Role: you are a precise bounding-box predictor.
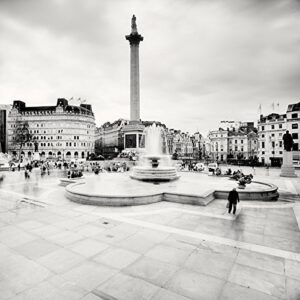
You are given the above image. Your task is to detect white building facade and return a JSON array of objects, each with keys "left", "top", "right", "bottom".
[
  {"left": 257, "top": 102, "right": 300, "bottom": 166},
  {"left": 207, "top": 123, "right": 258, "bottom": 162},
  {"left": 7, "top": 99, "right": 96, "bottom": 161}
]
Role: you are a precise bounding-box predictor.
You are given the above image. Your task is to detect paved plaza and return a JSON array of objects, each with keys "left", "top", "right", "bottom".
[{"left": 0, "top": 168, "right": 300, "bottom": 300}]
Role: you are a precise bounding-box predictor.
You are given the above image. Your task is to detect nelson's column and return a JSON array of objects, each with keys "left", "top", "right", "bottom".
[{"left": 122, "top": 15, "right": 145, "bottom": 150}]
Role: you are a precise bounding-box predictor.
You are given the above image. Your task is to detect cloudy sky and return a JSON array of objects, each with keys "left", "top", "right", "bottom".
[{"left": 1, "top": 0, "right": 300, "bottom": 135}]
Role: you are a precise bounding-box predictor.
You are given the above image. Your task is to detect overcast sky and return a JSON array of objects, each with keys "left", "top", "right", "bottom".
[{"left": 1, "top": 0, "right": 300, "bottom": 135}]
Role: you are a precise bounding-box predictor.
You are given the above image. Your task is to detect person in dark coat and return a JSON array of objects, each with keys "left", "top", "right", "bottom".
[{"left": 228, "top": 188, "right": 239, "bottom": 215}]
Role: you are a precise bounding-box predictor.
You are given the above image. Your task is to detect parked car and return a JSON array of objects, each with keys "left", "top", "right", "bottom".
[
  {"left": 208, "top": 163, "right": 218, "bottom": 172},
  {"left": 194, "top": 163, "right": 205, "bottom": 171}
]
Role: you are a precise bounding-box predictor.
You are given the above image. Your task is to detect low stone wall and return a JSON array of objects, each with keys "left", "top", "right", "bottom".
[
  {"left": 65, "top": 182, "right": 162, "bottom": 206},
  {"left": 214, "top": 181, "right": 279, "bottom": 201},
  {"left": 59, "top": 177, "right": 85, "bottom": 187}
]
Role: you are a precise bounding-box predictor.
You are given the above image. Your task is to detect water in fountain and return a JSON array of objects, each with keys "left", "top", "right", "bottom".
[{"left": 131, "top": 123, "right": 179, "bottom": 181}]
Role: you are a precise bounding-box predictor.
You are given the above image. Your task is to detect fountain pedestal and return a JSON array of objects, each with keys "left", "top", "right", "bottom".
[{"left": 131, "top": 154, "right": 179, "bottom": 181}]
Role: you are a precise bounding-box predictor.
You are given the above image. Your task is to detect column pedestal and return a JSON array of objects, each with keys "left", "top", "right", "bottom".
[
  {"left": 122, "top": 122, "right": 145, "bottom": 152},
  {"left": 280, "top": 151, "right": 297, "bottom": 177}
]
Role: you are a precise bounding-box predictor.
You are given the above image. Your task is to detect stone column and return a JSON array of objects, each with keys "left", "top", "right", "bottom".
[
  {"left": 130, "top": 45, "right": 140, "bottom": 122},
  {"left": 126, "top": 15, "right": 143, "bottom": 123}
]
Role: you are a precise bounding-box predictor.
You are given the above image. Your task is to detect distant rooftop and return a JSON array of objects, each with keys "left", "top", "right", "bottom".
[
  {"left": 287, "top": 102, "right": 300, "bottom": 112},
  {"left": 11, "top": 98, "right": 94, "bottom": 116}
]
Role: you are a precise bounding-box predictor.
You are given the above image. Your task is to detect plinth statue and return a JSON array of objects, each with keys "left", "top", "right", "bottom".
[
  {"left": 34, "top": 140, "right": 39, "bottom": 152},
  {"left": 280, "top": 130, "right": 297, "bottom": 177},
  {"left": 283, "top": 130, "right": 293, "bottom": 151}
]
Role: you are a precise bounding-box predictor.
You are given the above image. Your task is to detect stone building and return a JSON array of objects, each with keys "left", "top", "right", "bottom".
[
  {"left": 258, "top": 102, "right": 300, "bottom": 166},
  {"left": 7, "top": 99, "right": 95, "bottom": 161},
  {"left": 207, "top": 129, "right": 229, "bottom": 162},
  {"left": 95, "top": 119, "right": 129, "bottom": 158},
  {"left": 0, "top": 104, "right": 11, "bottom": 153},
  {"left": 192, "top": 132, "right": 206, "bottom": 160},
  {"left": 207, "top": 122, "right": 258, "bottom": 162},
  {"left": 286, "top": 102, "right": 300, "bottom": 156},
  {"left": 170, "top": 131, "right": 194, "bottom": 159}
]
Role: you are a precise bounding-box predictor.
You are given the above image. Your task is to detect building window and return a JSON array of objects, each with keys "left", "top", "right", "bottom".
[
  {"left": 293, "top": 143, "right": 299, "bottom": 151},
  {"left": 271, "top": 133, "right": 275, "bottom": 137},
  {"left": 271, "top": 125, "right": 275, "bottom": 129},
  {"left": 279, "top": 141, "right": 282, "bottom": 147},
  {"left": 292, "top": 113, "right": 298, "bottom": 119},
  {"left": 235, "top": 140, "right": 237, "bottom": 144},
  {"left": 292, "top": 133, "right": 298, "bottom": 139},
  {"left": 292, "top": 123, "right": 298, "bottom": 129},
  {"left": 262, "top": 126, "right": 265, "bottom": 131},
  {"left": 279, "top": 124, "right": 282, "bottom": 129},
  {"left": 279, "top": 151, "right": 283, "bottom": 154},
  {"left": 272, "top": 141, "right": 275, "bottom": 148},
  {"left": 262, "top": 151, "right": 265, "bottom": 155},
  {"left": 272, "top": 151, "right": 275, "bottom": 154},
  {"left": 262, "top": 134, "right": 265, "bottom": 138},
  {"left": 262, "top": 142, "right": 265, "bottom": 148},
  {"left": 241, "top": 140, "right": 243, "bottom": 144}
]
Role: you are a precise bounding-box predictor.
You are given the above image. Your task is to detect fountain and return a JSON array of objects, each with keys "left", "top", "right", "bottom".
[
  {"left": 0, "top": 153, "right": 11, "bottom": 171},
  {"left": 65, "top": 123, "right": 279, "bottom": 205},
  {"left": 130, "top": 124, "right": 179, "bottom": 181}
]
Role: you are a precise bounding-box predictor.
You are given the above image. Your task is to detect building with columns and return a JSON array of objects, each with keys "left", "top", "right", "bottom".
[
  {"left": 257, "top": 102, "right": 300, "bottom": 166},
  {"left": 95, "top": 119, "right": 129, "bottom": 158},
  {"left": 0, "top": 104, "right": 11, "bottom": 153},
  {"left": 7, "top": 99, "right": 95, "bottom": 161},
  {"left": 207, "top": 122, "right": 258, "bottom": 162}
]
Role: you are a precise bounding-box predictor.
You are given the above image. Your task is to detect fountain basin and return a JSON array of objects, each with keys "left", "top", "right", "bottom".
[{"left": 65, "top": 172, "right": 279, "bottom": 206}]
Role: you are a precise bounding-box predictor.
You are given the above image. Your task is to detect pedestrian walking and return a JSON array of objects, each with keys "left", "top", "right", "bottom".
[{"left": 227, "top": 188, "right": 239, "bottom": 215}]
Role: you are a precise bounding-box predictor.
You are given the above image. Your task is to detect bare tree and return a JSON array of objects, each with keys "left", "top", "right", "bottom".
[{"left": 11, "top": 121, "right": 33, "bottom": 159}]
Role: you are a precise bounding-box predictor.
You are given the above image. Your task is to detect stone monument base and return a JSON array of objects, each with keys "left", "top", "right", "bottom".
[
  {"left": 33, "top": 152, "right": 40, "bottom": 161},
  {"left": 280, "top": 151, "right": 297, "bottom": 177}
]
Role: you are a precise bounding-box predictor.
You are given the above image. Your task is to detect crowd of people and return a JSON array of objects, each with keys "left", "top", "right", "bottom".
[
  {"left": 118, "top": 150, "right": 137, "bottom": 161},
  {"left": 91, "top": 162, "right": 129, "bottom": 174}
]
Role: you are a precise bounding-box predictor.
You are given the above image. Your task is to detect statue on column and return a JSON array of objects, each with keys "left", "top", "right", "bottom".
[
  {"left": 131, "top": 15, "right": 137, "bottom": 33},
  {"left": 283, "top": 130, "right": 294, "bottom": 151}
]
